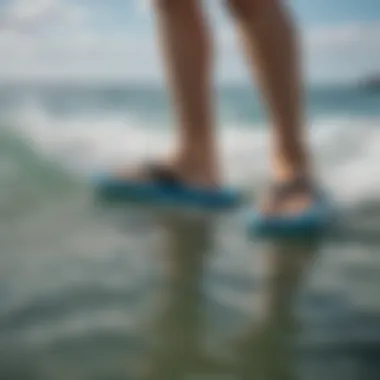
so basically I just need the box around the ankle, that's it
[171,147,220,186]
[272,160,311,184]
[178,142,217,164]
[273,144,311,182]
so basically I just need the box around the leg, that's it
[152,0,219,187]
[104,0,234,208]
[227,0,313,213]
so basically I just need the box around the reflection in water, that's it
[237,240,318,380]
[144,212,319,380]
[5,201,380,379]
[144,213,218,379]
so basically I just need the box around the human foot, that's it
[259,175,316,217]
[114,153,220,190]
[95,157,240,209]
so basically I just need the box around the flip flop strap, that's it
[145,163,183,187]
[269,176,317,205]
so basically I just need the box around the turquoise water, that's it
[2,84,380,124]
[0,84,380,379]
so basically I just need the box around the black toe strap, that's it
[145,163,183,187]
[269,176,317,203]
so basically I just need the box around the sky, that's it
[0,0,379,84]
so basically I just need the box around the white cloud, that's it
[305,22,380,53]
[0,28,159,82]
[304,22,380,81]
[9,0,60,22]
[136,0,151,13]
[1,0,87,32]
[216,21,380,83]
[0,3,379,85]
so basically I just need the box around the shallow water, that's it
[1,188,380,379]
[1,84,380,379]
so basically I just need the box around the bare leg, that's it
[228,0,313,213]
[152,0,219,187]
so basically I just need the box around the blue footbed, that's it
[246,193,332,237]
[92,172,242,210]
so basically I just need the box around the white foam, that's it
[7,100,380,208]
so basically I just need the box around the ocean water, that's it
[0,83,380,379]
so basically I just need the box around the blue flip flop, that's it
[246,177,332,238]
[92,164,242,210]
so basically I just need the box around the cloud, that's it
[0,1,379,85]
[304,22,380,81]
[0,29,159,82]
[305,22,380,52]
[216,21,380,83]
[9,0,61,22]
[136,0,151,13]
[0,0,87,32]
